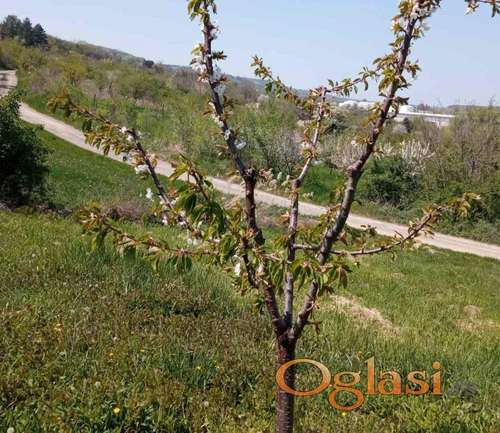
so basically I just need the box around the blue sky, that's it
[2,0,499,105]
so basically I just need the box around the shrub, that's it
[0,92,48,206]
[359,156,421,208]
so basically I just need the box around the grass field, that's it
[1,130,499,432]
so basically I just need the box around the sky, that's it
[2,0,499,106]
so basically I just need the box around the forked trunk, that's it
[276,340,296,433]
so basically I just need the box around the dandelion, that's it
[341,412,347,417]
[202,400,210,408]
[113,407,121,415]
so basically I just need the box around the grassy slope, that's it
[0,130,499,432]
[40,127,155,209]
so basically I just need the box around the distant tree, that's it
[21,18,34,47]
[31,24,48,47]
[0,15,22,40]
[143,59,155,69]
[0,16,48,47]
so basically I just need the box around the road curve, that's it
[2,70,499,260]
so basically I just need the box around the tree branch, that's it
[283,88,327,328]
[292,15,420,341]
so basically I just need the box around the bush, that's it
[359,156,421,208]
[0,92,48,206]
[237,98,299,173]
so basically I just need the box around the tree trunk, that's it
[276,340,296,433]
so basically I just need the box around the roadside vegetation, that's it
[0,92,48,207]
[0,22,498,243]
[1,121,499,432]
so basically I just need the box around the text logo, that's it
[276,357,442,411]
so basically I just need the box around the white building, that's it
[339,99,454,128]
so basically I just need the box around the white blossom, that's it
[212,65,223,81]
[145,188,154,201]
[134,164,149,175]
[211,113,225,128]
[120,127,128,134]
[161,215,169,226]
[214,83,226,97]
[209,21,220,40]
[224,129,231,140]
[234,262,242,277]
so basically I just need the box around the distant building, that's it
[339,100,374,110]
[394,111,455,128]
[339,99,454,128]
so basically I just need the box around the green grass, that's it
[39,127,156,210]
[1,127,499,432]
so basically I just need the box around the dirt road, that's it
[2,70,499,260]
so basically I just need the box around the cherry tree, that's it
[50,1,498,432]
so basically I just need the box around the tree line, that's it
[0,15,48,48]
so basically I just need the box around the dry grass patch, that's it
[322,295,401,336]
[458,305,500,333]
